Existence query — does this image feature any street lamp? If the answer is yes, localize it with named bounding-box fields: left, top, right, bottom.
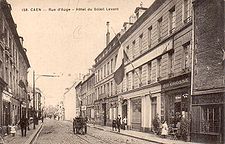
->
left=32, top=70, right=59, bottom=129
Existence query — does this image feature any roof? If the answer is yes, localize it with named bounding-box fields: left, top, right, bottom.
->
left=134, top=7, right=148, bottom=13
left=94, top=0, right=166, bottom=67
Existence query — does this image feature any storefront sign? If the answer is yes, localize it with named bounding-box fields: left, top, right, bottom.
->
left=162, top=77, right=190, bottom=90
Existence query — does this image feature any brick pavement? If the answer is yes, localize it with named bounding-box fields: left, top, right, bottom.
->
left=87, top=124, right=202, bottom=144
left=3, top=122, right=42, bottom=144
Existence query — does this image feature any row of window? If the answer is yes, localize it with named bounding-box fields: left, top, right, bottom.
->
left=89, top=0, right=193, bottom=104
left=96, top=54, right=118, bottom=83
left=95, top=41, right=191, bottom=100
left=125, top=0, right=192, bottom=62
left=0, top=17, right=27, bottom=97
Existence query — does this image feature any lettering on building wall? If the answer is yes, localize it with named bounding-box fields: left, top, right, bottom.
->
left=162, top=78, right=189, bottom=89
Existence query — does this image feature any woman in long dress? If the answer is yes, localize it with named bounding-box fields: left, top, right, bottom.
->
left=161, top=121, right=168, bottom=138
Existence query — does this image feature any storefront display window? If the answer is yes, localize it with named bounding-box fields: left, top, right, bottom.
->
left=131, top=98, right=141, bottom=130
left=151, top=97, right=157, bottom=122
left=200, top=105, right=221, bottom=133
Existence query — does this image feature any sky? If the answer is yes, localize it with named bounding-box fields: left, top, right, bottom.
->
left=7, top=0, right=154, bottom=106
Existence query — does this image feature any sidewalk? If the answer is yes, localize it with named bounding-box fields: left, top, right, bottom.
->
left=3, top=122, right=43, bottom=144
left=87, top=124, right=202, bottom=144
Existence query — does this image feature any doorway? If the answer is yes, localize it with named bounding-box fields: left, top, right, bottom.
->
left=102, top=103, right=106, bottom=126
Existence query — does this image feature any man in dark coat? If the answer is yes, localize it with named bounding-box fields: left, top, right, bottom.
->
left=19, top=115, right=28, bottom=137
left=117, top=115, right=122, bottom=132
left=112, top=119, right=117, bottom=131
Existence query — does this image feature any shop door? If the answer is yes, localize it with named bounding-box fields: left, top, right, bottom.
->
left=174, top=102, right=181, bottom=114
left=102, top=103, right=106, bottom=126
left=122, top=102, right=127, bottom=119
left=151, top=97, right=157, bottom=121
left=3, top=102, right=10, bottom=126
left=131, top=98, right=141, bottom=131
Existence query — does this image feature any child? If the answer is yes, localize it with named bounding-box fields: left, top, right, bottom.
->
left=10, top=124, right=16, bottom=137
left=161, top=121, right=168, bottom=138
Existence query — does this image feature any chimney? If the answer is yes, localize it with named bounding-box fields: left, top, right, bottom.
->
left=88, top=68, right=93, bottom=74
left=19, top=36, right=24, bottom=46
left=106, top=22, right=110, bottom=46
left=134, top=2, right=147, bottom=19
left=120, top=28, right=125, bottom=35
left=123, top=22, right=133, bottom=31
left=129, top=14, right=137, bottom=23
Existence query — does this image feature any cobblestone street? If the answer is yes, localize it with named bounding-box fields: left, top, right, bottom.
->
left=34, top=119, right=155, bottom=144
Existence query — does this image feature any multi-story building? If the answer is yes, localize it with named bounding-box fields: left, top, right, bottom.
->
left=75, top=81, right=82, bottom=117
left=92, top=0, right=224, bottom=143
left=75, top=70, right=96, bottom=120
left=93, top=22, right=124, bottom=126
left=84, top=72, right=96, bottom=122
left=57, top=101, right=64, bottom=120
left=64, top=79, right=83, bottom=121
left=0, top=0, right=30, bottom=134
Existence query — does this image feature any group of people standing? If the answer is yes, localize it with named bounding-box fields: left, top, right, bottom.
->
left=112, top=115, right=127, bottom=132
left=9, top=115, right=44, bottom=137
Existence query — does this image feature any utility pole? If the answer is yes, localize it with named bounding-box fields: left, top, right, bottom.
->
left=32, top=71, right=60, bottom=129
left=33, top=70, right=36, bottom=129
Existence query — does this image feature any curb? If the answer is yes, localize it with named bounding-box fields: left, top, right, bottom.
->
left=88, top=125, right=163, bottom=144
left=24, top=123, right=43, bottom=144
left=109, top=131, right=163, bottom=144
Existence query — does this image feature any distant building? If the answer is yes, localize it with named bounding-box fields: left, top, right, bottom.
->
left=57, top=101, right=64, bottom=120
left=75, top=81, right=82, bottom=117
left=83, top=72, right=95, bottom=122
left=64, top=81, right=80, bottom=121
left=0, top=0, right=30, bottom=135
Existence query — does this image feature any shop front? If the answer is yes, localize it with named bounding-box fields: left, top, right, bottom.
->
left=161, top=73, right=191, bottom=140
left=86, top=105, right=95, bottom=123
left=2, top=92, right=12, bottom=135
left=106, top=96, right=118, bottom=126
left=130, top=97, right=142, bottom=131
left=94, top=97, right=109, bottom=126
left=191, top=93, right=224, bottom=143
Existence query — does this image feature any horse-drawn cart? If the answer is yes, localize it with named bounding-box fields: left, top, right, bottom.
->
left=73, top=117, right=87, bottom=135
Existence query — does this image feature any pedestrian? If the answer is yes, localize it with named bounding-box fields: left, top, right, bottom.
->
left=42, top=116, right=44, bottom=123
left=122, top=116, right=127, bottom=130
left=112, top=118, right=117, bottom=131
left=116, top=115, right=122, bottom=132
left=18, top=115, right=28, bottom=137
left=161, top=120, right=168, bottom=138
left=9, top=124, right=16, bottom=137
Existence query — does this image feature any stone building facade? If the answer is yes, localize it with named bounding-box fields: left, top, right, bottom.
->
left=93, top=32, right=121, bottom=126
left=0, top=0, right=30, bottom=135
left=78, top=0, right=225, bottom=143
